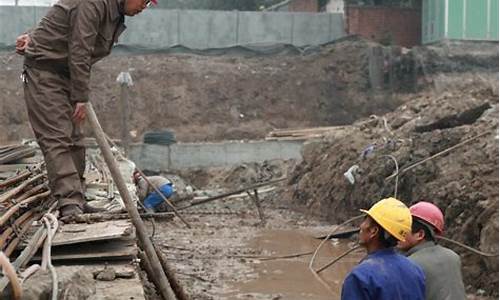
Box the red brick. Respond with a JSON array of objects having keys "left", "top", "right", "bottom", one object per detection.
[
  {"left": 345, "top": 6, "right": 421, "bottom": 47},
  {"left": 289, "top": 0, "right": 319, "bottom": 12}
]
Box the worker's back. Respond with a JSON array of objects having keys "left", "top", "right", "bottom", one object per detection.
[
  {"left": 26, "top": 0, "right": 125, "bottom": 65},
  {"left": 407, "top": 241, "right": 466, "bottom": 300},
  {"left": 341, "top": 248, "right": 425, "bottom": 300}
]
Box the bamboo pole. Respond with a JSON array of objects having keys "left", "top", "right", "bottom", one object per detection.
[{"left": 85, "top": 102, "right": 177, "bottom": 300}]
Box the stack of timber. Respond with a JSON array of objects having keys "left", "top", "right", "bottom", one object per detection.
[{"left": 266, "top": 126, "right": 347, "bottom": 141}]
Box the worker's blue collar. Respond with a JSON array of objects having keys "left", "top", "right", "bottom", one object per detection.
[{"left": 366, "top": 247, "right": 397, "bottom": 257}]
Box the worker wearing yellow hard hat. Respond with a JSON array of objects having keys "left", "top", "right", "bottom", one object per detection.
[{"left": 341, "top": 198, "right": 426, "bottom": 300}]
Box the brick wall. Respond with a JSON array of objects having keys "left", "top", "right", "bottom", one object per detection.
[
  {"left": 345, "top": 6, "right": 421, "bottom": 48},
  {"left": 289, "top": 0, "right": 319, "bottom": 12}
]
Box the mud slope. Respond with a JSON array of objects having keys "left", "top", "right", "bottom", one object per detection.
[
  {"left": 0, "top": 38, "right": 400, "bottom": 143},
  {"left": 286, "top": 78, "right": 499, "bottom": 296}
]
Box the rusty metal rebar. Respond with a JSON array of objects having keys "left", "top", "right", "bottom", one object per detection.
[
  {"left": 178, "top": 177, "right": 287, "bottom": 211},
  {"left": 0, "top": 170, "right": 32, "bottom": 190},
  {"left": 15, "top": 183, "right": 48, "bottom": 203},
  {"left": 315, "top": 245, "right": 362, "bottom": 274},
  {"left": 0, "top": 173, "right": 45, "bottom": 204},
  {"left": 0, "top": 209, "right": 35, "bottom": 249},
  {"left": 0, "top": 190, "right": 50, "bottom": 227},
  {"left": 4, "top": 213, "right": 39, "bottom": 257}
]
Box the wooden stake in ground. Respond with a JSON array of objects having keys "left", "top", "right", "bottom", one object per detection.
[
  {"left": 246, "top": 189, "right": 266, "bottom": 226},
  {"left": 86, "top": 102, "right": 177, "bottom": 300},
  {"left": 116, "top": 72, "right": 132, "bottom": 157}
]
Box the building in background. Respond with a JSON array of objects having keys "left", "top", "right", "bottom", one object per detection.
[
  {"left": 422, "top": 0, "right": 499, "bottom": 43},
  {"left": 266, "top": 0, "right": 320, "bottom": 12},
  {"left": 345, "top": 3, "right": 422, "bottom": 47},
  {"left": 324, "top": 0, "right": 344, "bottom": 13}
]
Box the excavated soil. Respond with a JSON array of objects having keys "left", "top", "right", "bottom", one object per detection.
[
  {"left": 0, "top": 37, "right": 402, "bottom": 143},
  {"left": 285, "top": 79, "right": 499, "bottom": 295}
]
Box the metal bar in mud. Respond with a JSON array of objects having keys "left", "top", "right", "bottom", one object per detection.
[
  {"left": 178, "top": 177, "right": 287, "bottom": 211},
  {"left": 316, "top": 245, "right": 362, "bottom": 274},
  {"left": 247, "top": 189, "right": 266, "bottom": 226},
  {"left": 386, "top": 130, "right": 492, "bottom": 181},
  {"left": 154, "top": 243, "right": 191, "bottom": 300}
]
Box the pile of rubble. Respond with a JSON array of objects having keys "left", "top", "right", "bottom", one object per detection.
[{"left": 0, "top": 142, "right": 152, "bottom": 299}]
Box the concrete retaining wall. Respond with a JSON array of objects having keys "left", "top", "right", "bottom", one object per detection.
[
  {"left": 129, "top": 140, "right": 304, "bottom": 171},
  {"left": 0, "top": 6, "right": 345, "bottom": 49}
]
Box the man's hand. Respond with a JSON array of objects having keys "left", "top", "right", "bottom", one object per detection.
[
  {"left": 15, "top": 34, "right": 30, "bottom": 55},
  {"left": 72, "top": 102, "right": 87, "bottom": 123}
]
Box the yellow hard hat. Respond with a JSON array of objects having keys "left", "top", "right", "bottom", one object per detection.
[{"left": 360, "top": 197, "right": 412, "bottom": 241}]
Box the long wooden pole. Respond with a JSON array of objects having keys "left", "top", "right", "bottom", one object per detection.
[{"left": 86, "top": 103, "right": 177, "bottom": 300}]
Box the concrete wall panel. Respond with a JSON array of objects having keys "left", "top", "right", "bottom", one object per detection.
[
  {"left": 238, "top": 11, "right": 292, "bottom": 45},
  {"left": 0, "top": 6, "right": 35, "bottom": 46},
  {"left": 208, "top": 10, "right": 238, "bottom": 48},
  {"left": 0, "top": 7, "right": 346, "bottom": 49},
  {"left": 292, "top": 13, "right": 334, "bottom": 46},
  {"left": 120, "top": 9, "right": 179, "bottom": 48},
  {"left": 129, "top": 140, "right": 303, "bottom": 171},
  {"left": 179, "top": 10, "right": 211, "bottom": 49}
]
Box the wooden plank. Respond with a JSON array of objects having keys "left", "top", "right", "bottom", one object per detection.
[
  {"left": 267, "top": 126, "right": 346, "bottom": 137},
  {"left": 32, "top": 240, "right": 137, "bottom": 261},
  {"left": 51, "top": 220, "right": 135, "bottom": 246}
]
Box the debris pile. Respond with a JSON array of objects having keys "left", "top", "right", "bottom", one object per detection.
[
  {"left": 0, "top": 142, "right": 149, "bottom": 299},
  {"left": 286, "top": 82, "right": 499, "bottom": 295}
]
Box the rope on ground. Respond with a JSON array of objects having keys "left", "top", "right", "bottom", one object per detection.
[
  {"left": 386, "top": 130, "right": 493, "bottom": 181},
  {"left": 308, "top": 214, "right": 364, "bottom": 295},
  {"left": 19, "top": 264, "right": 40, "bottom": 284},
  {"left": 437, "top": 236, "right": 499, "bottom": 257},
  {"left": 0, "top": 251, "right": 22, "bottom": 300},
  {"left": 41, "top": 213, "right": 59, "bottom": 300}
]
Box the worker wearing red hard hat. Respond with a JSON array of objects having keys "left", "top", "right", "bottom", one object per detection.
[
  {"left": 398, "top": 201, "right": 466, "bottom": 300},
  {"left": 15, "top": 0, "right": 155, "bottom": 218}
]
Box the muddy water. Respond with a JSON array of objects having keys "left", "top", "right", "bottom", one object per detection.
[{"left": 227, "top": 229, "right": 365, "bottom": 299}]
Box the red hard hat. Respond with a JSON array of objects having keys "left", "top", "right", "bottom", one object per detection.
[{"left": 409, "top": 202, "right": 444, "bottom": 235}]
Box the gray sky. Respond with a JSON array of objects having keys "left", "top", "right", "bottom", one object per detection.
[{"left": 0, "top": 0, "right": 55, "bottom": 6}]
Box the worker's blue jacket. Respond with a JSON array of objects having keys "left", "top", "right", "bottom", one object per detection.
[{"left": 341, "top": 248, "right": 426, "bottom": 300}]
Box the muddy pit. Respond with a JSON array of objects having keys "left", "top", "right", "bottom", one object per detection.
[{"left": 145, "top": 188, "right": 365, "bottom": 300}]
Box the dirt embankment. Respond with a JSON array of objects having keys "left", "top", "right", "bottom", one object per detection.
[
  {"left": 285, "top": 70, "right": 499, "bottom": 296},
  {"left": 0, "top": 38, "right": 402, "bottom": 143}
]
